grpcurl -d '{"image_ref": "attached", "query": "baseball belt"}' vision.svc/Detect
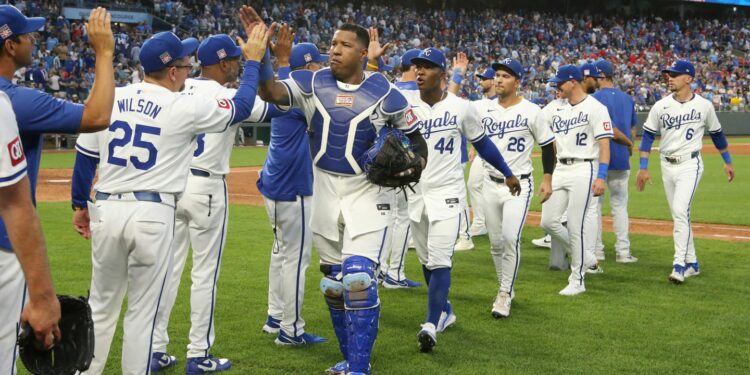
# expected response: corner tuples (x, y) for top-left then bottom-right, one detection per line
(95, 191), (176, 206)
(663, 151), (700, 164)
(489, 173), (531, 184)
(190, 168), (226, 179)
(558, 158), (594, 165)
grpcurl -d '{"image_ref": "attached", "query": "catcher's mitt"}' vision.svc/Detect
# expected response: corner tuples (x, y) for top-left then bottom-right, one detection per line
(18, 295), (95, 375)
(361, 127), (423, 190)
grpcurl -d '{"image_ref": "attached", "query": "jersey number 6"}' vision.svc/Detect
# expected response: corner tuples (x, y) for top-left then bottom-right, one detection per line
(107, 120), (161, 170)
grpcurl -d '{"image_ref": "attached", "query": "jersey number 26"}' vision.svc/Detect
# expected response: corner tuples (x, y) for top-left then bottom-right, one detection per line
(107, 120), (161, 170)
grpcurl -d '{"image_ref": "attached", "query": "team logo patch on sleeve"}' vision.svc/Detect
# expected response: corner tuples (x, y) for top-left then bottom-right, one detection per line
(335, 94), (354, 107)
(217, 98), (231, 109)
(405, 108), (417, 126)
(7, 137), (25, 167)
(603, 121), (612, 131)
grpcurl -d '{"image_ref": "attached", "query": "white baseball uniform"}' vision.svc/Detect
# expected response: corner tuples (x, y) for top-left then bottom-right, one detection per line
(76, 82), (240, 375)
(402, 91), (485, 270)
(152, 78), (272, 358)
(540, 95), (613, 287)
(379, 190), (412, 281)
(0, 92), (28, 375)
(475, 97), (554, 296)
(643, 93), (720, 266)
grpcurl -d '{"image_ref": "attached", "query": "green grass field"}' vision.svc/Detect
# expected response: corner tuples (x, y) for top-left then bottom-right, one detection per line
(26, 202), (750, 374)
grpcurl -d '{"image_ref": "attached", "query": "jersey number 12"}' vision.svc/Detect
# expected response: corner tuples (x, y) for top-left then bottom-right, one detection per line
(107, 120), (161, 170)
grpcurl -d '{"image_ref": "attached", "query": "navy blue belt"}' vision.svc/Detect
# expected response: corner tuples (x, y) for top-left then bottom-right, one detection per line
(95, 191), (162, 203)
(559, 158), (594, 165)
(190, 168), (224, 179)
(490, 173), (531, 184)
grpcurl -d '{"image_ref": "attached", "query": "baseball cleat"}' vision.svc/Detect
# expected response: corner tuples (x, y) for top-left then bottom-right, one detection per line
(469, 225), (487, 237)
(454, 237), (474, 251)
(531, 234), (552, 249)
(275, 331), (327, 346)
(436, 302), (456, 332)
(417, 323), (437, 353)
(684, 263), (700, 278)
(586, 264), (604, 274)
(185, 356), (231, 374)
(150, 352), (177, 373)
(616, 254), (639, 264)
(382, 275), (422, 289)
(669, 264), (686, 284)
(325, 360), (348, 375)
(491, 292), (512, 318)
(262, 315), (281, 334)
(559, 283), (586, 296)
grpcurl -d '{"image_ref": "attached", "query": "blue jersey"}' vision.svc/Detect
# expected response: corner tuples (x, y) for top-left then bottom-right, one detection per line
(257, 67), (313, 201)
(592, 88), (637, 170)
(0, 77), (84, 251)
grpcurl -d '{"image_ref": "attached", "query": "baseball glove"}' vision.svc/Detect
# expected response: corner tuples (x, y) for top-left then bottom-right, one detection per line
(18, 295), (95, 375)
(361, 127), (423, 190)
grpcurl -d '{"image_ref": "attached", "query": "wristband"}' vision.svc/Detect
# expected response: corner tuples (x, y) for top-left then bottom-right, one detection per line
(366, 62), (379, 70)
(451, 69), (463, 85)
(259, 49), (274, 81)
(597, 163), (609, 180)
(639, 157), (649, 170)
(721, 151), (732, 164)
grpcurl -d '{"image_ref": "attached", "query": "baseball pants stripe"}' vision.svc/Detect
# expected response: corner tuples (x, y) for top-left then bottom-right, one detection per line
(265, 195), (313, 336)
(510, 179), (533, 293)
(380, 191), (411, 281)
(394, 225), (410, 279)
(204, 181), (229, 353)
(578, 162), (595, 285)
(595, 170), (631, 255)
(662, 157), (703, 266)
(0, 251), (26, 375)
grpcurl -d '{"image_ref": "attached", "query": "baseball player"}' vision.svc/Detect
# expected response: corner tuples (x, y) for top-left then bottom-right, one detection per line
(540, 65), (613, 296)
(590, 59), (639, 263)
(249, 6), (429, 373)
(377, 47), (422, 289)
(636, 59), (734, 284)
(0, 6), (115, 373)
(71, 25), (269, 374)
(258, 38), (328, 344)
(475, 59), (555, 318)
(403, 48), (520, 352)
(147, 33), (290, 373)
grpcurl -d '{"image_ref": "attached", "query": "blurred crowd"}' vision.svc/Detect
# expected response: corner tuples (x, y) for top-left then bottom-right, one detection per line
(9, 0), (750, 111)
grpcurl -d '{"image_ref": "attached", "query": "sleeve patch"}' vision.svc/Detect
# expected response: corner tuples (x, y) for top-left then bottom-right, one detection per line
(217, 98), (232, 110)
(7, 137), (25, 167)
(405, 108), (418, 127)
(603, 121), (612, 131)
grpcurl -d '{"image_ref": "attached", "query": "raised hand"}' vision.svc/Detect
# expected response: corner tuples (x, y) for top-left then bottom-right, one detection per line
(271, 23), (295, 66)
(238, 22), (273, 62)
(452, 52), (469, 74)
(367, 27), (392, 61)
(86, 7), (114, 57)
(239, 5), (265, 38)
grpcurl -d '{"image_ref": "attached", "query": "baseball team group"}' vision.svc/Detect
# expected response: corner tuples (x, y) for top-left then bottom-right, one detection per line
(0, 4), (736, 375)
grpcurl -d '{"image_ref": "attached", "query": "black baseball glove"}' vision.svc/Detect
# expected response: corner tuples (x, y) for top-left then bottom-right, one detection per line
(18, 295), (95, 375)
(361, 127), (423, 190)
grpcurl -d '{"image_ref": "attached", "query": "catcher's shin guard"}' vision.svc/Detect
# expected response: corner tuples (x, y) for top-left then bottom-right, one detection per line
(342, 256), (380, 374)
(320, 264), (347, 358)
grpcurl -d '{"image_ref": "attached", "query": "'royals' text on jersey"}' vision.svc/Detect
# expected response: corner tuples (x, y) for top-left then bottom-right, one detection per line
(474, 98), (554, 177)
(643, 94), (721, 156)
(281, 68), (414, 176)
(75, 82), (239, 194)
(0, 92), (26, 188)
(402, 91), (484, 220)
(184, 78), (272, 175)
(542, 95), (613, 160)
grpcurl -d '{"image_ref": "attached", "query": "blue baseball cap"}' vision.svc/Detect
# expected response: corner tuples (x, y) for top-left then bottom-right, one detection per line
(197, 34), (241, 66)
(400, 48), (421, 68)
(290, 43), (328, 70)
(595, 59), (614, 77)
(140, 32), (199, 74)
(548, 64), (583, 85)
(476, 67), (495, 80)
(579, 62), (602, 78)
(662, 60), (695, 77)
(0, 5), (45, 41)
(492, 58), (524, 79)
(411, 47), (446, 71)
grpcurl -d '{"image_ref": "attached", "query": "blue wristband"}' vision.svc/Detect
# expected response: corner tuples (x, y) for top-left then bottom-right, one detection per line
(451, 69), (463, 85)
(259, 49), (274, 81)
(721, 151), (732, 164)
(639, 157), (649, 170)
(597, 163), (609, 180)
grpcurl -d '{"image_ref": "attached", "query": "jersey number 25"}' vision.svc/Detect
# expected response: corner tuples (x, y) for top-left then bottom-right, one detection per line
(107, 120), (161, 170)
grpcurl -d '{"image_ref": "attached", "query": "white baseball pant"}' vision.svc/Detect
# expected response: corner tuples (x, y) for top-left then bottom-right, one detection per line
(315, 226), (390, 266)
(153, 178), (229, 358)
(483, 176), (533, 296)
(411, 211), (461, 270)
(0, 251), (25, 375)
(467, 158), (486, 232)
(379, 191), (411, 281)
(661, 156), (704, 266)
(541, 162), (599, 286)
(84, 198), (175, 375)
(595, 170), (631, 256)
(264, 195), (312, 337)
